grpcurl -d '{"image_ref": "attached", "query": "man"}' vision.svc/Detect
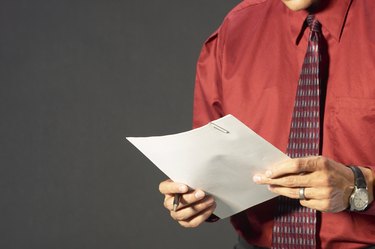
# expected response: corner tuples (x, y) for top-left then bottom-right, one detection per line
(159, 0), (375, 248)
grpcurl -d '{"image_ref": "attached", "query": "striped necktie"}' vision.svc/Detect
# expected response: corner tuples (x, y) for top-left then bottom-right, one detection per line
(272, 15), (323, 249)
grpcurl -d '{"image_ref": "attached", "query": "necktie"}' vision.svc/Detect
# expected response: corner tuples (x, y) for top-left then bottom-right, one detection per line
(272, 15), (323, 249)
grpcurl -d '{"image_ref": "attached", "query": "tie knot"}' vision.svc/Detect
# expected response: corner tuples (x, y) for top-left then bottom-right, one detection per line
(306, 15), (321, 32)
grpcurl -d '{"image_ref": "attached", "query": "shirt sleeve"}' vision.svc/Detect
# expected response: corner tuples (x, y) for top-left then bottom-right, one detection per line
(192, 27), (227, 222)
(362, 166), (375, 215)
(192, 29), (224, 129)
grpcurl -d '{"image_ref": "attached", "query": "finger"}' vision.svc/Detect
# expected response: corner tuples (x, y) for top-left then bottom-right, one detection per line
(159, 179), (189, 195)
(267, 186), (299, 199)
(299, 199), (344, 213)
(164, 189), (207, 210)
(265, 157), (321, 178)
(267, 173), (315, 187)
(170, 197), (215, 221)
(254, 173), (314, 187)
(178, 203), (217, 228)
(268, 186), (317, 200)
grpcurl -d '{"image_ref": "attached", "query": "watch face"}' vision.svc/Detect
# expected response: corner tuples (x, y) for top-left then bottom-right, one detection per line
(352, 188), (369, 211)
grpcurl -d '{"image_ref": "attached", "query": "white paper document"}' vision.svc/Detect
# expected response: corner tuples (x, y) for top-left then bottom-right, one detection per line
(127, 115), (289, 219)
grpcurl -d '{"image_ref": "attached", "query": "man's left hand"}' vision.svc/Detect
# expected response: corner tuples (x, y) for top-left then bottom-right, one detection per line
(253, 156), (372, 213)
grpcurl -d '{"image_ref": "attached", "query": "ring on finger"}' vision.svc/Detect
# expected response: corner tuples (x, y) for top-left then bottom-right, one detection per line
(299, 187), (306, 200)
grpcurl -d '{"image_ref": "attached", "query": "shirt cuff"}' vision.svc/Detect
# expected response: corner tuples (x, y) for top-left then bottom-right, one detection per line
(205, 214), (220, 222)
(362, 166), (375, 215)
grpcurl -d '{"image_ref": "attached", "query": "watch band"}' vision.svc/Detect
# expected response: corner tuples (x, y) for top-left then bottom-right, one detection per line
(348, 165), (367, 189)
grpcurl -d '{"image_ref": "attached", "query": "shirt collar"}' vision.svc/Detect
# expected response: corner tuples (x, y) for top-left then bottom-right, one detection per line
(288, 0), (353, 44)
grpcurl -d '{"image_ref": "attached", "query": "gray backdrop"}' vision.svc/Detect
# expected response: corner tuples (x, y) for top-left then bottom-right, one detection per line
(0, 0), (239, 248)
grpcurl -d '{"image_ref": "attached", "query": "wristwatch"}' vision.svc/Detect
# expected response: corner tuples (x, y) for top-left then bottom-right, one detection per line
(348, 165), (369, 211)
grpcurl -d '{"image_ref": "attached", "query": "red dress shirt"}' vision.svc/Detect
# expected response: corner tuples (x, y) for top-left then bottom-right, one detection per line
(192, 0), (375, 248)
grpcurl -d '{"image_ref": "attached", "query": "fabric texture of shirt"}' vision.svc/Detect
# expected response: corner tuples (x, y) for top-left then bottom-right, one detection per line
(192, 0), (375, 248)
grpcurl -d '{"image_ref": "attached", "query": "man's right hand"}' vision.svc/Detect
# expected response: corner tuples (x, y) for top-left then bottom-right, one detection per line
(159, 179), (217, 228)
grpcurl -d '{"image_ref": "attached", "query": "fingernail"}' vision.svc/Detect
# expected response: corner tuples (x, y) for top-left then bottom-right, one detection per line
(207, 198), (215, 205)
(195, 190), (205, 199)
(253, 175), (262, 183)
(208, 201), (215, 207)
(265, 170), (272, 177)
(179, 185), (188, 192)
